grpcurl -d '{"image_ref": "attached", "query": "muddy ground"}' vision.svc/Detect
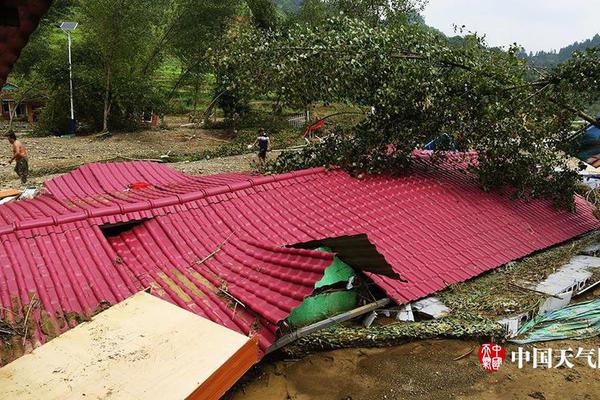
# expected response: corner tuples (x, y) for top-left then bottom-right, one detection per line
(228, 338), (600, 400)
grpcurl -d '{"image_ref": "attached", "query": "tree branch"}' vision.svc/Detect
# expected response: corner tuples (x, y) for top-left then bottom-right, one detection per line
(551, 99), (600, 129)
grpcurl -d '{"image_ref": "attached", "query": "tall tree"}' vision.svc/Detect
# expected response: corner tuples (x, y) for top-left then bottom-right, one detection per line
(78, 0), (167, 131)
(247, 0), (282, 30)
(166, 0), (240, 112)
(212, 16), (600, 207)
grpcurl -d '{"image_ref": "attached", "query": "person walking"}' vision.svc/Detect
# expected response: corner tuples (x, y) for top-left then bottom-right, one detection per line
(6, 131), (28, 184)
(250, 128), (272, 164)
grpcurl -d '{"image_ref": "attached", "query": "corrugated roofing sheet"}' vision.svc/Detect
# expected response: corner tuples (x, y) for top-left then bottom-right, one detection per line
(0, 160), (598, 364)
(0, 161), (250, 228)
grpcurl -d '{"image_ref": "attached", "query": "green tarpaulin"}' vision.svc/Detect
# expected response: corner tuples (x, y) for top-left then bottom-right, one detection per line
(287, 248), (358, 328)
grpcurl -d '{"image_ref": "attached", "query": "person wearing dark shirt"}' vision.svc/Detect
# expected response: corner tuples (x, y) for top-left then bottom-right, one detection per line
(250, 128), (272, 164)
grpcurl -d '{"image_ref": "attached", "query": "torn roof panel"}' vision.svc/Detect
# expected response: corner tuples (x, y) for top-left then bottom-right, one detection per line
(0, 160), (598, 363)
(0, 221), (333, 360)
(107, 217), (334, 327)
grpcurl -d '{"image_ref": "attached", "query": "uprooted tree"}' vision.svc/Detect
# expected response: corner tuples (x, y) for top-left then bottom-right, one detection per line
(211, 15), (600, 208)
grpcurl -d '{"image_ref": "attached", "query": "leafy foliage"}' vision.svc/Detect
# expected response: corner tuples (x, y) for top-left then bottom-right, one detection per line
(7, 0), (600, 208)
(212, 16), (600, 207)
(11, 0), (169, 133)
(78, 0), (169, 131)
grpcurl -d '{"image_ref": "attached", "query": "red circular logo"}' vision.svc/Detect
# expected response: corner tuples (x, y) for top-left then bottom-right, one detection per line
(478, 343), (506, 372)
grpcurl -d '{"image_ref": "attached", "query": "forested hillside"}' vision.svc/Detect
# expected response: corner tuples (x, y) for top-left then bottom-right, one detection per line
(523, 34), (600, 67)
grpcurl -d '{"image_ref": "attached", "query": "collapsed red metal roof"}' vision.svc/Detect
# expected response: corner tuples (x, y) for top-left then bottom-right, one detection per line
(0, 0), (52, 84)
(0, 160), (598, 364)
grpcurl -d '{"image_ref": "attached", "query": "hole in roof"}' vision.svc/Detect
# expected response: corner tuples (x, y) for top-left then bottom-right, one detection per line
(0, 7), (19, 27)
(99, 219), (149, 237)
(289, 234), (403, 280)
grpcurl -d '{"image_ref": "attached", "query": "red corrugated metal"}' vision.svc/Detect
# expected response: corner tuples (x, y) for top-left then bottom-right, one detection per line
(44, 161), (250, 201)
(0, 161), (250, 227)
(0, 160), (598, 364)
(108, 229), (334, 351)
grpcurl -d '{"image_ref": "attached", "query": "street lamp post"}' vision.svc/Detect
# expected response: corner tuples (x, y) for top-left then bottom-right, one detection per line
(60, 22), (78, 135)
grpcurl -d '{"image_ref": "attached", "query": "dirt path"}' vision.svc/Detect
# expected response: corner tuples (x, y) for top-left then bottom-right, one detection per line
(0, 120), (260, 190)
(0, 149), (281, 190)
(228, 338), (600, 400)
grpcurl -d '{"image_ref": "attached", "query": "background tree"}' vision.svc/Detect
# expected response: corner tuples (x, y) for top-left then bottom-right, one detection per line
(247, 0), (282, 30)
(78, 0), (168, 132)
(166, 0), (240, 118)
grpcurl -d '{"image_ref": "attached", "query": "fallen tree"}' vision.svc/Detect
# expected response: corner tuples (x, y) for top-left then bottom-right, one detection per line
(211, 15), (600, 208)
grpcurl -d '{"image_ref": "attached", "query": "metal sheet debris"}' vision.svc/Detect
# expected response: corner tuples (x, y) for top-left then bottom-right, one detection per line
(18, 187), (38, 200)
(533, 255), (600, 296)
(512, 298), (600, 344)
(412, 297), (451, 319)
(538, 291), (573, 314)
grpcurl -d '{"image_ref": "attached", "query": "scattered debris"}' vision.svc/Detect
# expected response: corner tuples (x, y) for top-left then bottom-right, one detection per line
(0, 189), (22, 200)
(362, 304), (415, 327)
(497, 236), (600, 336)
(0, 187), (38, 204)
(268, 298), (391, 354)
(18, 187), (38, 200)
(512, 298), (600, 344)
(497, 311), (536, 336)
(452, 346), (476, 361)
(412, 297), (451, 319)
(0, 196), (18, 205)
(530, 255), (600, 297)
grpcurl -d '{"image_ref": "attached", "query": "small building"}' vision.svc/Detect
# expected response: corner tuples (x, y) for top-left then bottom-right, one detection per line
(1, 82), (43, 124)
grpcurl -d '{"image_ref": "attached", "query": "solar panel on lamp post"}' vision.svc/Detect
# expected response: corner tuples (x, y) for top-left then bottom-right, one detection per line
(60, 22), (78, 135)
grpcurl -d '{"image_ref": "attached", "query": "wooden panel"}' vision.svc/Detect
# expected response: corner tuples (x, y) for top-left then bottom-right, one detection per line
(0, 189), (21, 199)
(0, 292), (258, 400)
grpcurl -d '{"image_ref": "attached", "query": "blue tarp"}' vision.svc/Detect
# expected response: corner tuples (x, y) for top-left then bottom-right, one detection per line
(574, 119), (600, 167)
(423, 133), (456, 151)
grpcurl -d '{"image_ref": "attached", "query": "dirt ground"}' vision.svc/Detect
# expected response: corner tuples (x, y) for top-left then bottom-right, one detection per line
(228, 338), (600, 400)
(0, 116), (252, 189)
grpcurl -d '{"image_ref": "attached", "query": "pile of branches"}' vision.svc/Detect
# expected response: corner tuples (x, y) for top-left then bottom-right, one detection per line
(283, 317), (504, 357)
(0, 319), (25, 341)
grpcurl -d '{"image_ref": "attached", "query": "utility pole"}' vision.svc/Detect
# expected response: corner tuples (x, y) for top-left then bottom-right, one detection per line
(60, 22), (78, 135)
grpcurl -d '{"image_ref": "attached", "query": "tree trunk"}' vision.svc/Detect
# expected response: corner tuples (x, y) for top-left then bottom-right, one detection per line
(8, 102), (14, 130)
(103, 64), (112, 132)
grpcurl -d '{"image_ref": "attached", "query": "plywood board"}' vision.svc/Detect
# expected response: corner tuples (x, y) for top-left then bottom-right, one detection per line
(0, 188), (21, 199)
(0, 292), (258, 400)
